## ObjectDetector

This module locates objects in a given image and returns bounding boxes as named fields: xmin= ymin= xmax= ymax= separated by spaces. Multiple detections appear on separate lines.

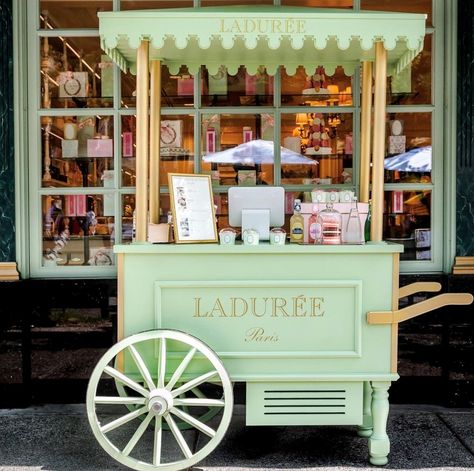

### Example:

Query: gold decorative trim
xmin=0 ymin=262 xmax=20 ymax=281
xmin=453 ymin=256 xmax=474 ymax=275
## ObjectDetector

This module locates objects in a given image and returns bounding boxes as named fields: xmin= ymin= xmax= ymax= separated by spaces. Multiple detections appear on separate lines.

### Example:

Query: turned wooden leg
xmin=369 ymin=381 xmax=391 ymax=466
xmin=358 ymin=381 xmax=373 ymax=437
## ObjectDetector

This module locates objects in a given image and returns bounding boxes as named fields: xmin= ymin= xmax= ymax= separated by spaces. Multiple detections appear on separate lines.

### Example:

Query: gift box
xmin=122 ymin=131 xmax=133 ymax=157
xmin=87 ymin=138 xmax=113 ymax=158
xmin=177 ymin=77 xmax=194 ymax=96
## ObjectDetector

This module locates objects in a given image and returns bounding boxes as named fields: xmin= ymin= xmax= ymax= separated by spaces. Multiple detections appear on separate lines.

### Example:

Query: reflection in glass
xmin=384 ymin=190 xmax=431 ymax=261
xmin=281 ymin=0 xmax=352 ymax=6
xmin=281 ymin=113 xmax=353 ymax=185
xmin=121 ymin=66 xmax=194 ymax=108
xmin=201 ymin=114 xmax=274 ymax=186
xmin=388 ymin=35 xmax=432 ymax=105
xmin=361 ymin=0 xmax=432 ymax=26
xmin=201 ymin=66 xmax=273 ymax=107
xmin=41 ymin=115 xmax=114 ymax=188
xmin=120 ymin=0 xmax=193 ymax=9
xmin=281 ymin=66 xmax=352 ymax=107
xmin=121 ymin=115 xmax=194 ymax=187
xmin=40 ymin=36 xmax=113 ymax=109
xmin=40 ymin=2 xmax=112 ymax=29
xmin=384 ymin=112 xmax=431 ymax=184
xmin=42 ymin=194 xmax=115 ymax=267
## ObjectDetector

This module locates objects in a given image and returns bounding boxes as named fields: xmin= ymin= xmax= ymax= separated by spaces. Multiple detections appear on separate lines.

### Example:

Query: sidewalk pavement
xmin=1 ymin=404 xmax=474 ymax=471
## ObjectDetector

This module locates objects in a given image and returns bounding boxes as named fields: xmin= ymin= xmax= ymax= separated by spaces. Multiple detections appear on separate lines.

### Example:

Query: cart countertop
xmin=114 ymin=241 xmax=403 ymax=254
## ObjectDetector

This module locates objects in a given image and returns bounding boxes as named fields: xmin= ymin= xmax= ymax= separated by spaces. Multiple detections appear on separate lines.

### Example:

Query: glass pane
xmin=121 ymin=0 xmax=193 ymax=8
xmin=388 ymin=35 xmax=432 ymax=105
xmin=201 ymin=0 xmax=272 ymax=5
xmin=121 ymin=66 xmax=194 ymax=108
xmin=121 ymin=114 xmax=194 ymax=187
xmin=281 ymin=112 xmax=353 ymax=185
xmin=282 ymin=66 xmax=353 ymax=107
xmin=384 ymin=190 xmax=431 ymax=261
xmin=41 ymin=115 xmax=114 ymax=188
xmin=384 ymin=112 xmax=431 ymax=184
xmin=201 ymin=66 xmax=273 ymax=107
xmin=40 ymin=37 xmax=113 ymax=109
xmin=201 ymin=113 xmax=274 ymax=186
xmin=281 ymin=0 xmax=352 ymax=7
xmin=361 ymin=0 xmax=432 ymax=26
xmin=40 ymin=1 xmax=112 ymax=29
xmin=42 ymin=194 xmax=115 ymax=267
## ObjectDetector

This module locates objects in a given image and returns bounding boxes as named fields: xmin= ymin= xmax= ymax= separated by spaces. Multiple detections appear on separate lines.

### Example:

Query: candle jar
xmin=316 ymin=203 xmax=342 ymax=245
xmin=219 ymin=228 xmax=237 ymax=245
xmin=243 ymin=228 xmax=259 ymax=246
xmin=270 ymin=228 xmax=286 ymax=245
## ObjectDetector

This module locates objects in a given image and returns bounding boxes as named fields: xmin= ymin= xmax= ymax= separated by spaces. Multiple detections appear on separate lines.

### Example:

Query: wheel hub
xmin=147 ymin=388 xmax=173 ymax=416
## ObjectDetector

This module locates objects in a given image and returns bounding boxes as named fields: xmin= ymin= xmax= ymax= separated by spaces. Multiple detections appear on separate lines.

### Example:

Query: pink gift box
xmin=177 ymin=77 xmax=194 ymax=96
xmin=87 ymin=138 xmax=113 ymax=158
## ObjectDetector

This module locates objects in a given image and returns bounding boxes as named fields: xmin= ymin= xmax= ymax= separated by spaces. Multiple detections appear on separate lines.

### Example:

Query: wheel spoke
xmin=174 ymin=398 xmax=225 ymax=407
xmin=95 ymin=396 xmax=146 ymax=405
xmin=100 ymin=406 xmax=148 ymax=434
xmin=191 ymin=387 xmax=205 ymax=398
xmin=171 ymin=370 xmax=219 ymax=397
xmin=166 ymin=348 xmax=196 ymax=391
xmin=122 ymin=412 xmax=154 ymax=457
xmin=171 ymin=407 xmax=216 ymax=438
xmin=153 ymin=416 xmax=162 ymax=466
xmin=164 ymin=413 xmax=193 ymax=459
xmin=157 ymin=338 xmax=166 ymax=388
xmin=128 ymin=345 xmax=156 ymax=391
xmin=104 ymin=366 xmax=149 ymax=397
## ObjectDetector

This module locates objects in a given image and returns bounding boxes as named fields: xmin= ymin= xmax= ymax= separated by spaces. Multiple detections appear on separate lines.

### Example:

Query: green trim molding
xmin=0 ymin=0 xmax=15 ymax=262
xmin=456 ymin=1 xmax=474 ymax=257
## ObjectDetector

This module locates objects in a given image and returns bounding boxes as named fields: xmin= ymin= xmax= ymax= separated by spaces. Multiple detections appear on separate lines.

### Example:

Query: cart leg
xmin=357 ymin=381 xmax=373 ymax=437
xmin=368 ymin=381 xmax=391 ymax=466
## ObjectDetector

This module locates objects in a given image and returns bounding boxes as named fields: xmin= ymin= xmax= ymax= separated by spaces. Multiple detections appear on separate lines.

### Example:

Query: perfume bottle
xmin=316 ymin=202 xmax=342 ymax=245
xmin=343 ymin=196 xmax=362 ymax=244
xmin=364 ymin=200 xmax=372 ymax=242
xmin=289 ymin=199 xmax=304 ymax=243
xmin=308 ymin=203 xmax=321 ymax=244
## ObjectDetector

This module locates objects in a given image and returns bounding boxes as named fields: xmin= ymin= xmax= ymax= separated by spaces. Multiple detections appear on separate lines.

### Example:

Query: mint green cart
xmin=86 ymin=244 xmax=472 ymax=470
xmin=86 ymin=7 xmax=472 ymax=471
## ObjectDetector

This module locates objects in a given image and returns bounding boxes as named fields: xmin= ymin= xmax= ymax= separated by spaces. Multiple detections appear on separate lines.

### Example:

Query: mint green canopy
xmin=98 ymin=6 xmax=426 ymax=76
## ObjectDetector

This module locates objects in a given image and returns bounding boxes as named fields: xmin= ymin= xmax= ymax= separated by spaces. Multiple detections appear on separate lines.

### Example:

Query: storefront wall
xmin=0 ymin=0 xmax=472 ymax=407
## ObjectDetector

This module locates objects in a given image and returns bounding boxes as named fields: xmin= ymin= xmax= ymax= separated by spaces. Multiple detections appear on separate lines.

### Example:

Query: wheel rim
xmin=86 ymin=329 xmax=233 ymax=471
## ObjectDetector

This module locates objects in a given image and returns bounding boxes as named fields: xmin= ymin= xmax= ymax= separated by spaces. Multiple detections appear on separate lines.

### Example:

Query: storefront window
xmin=281 ymin=112 xmax=353 ymax=185
xmin=384 ymin=112 xmax=431 ymax=184
xmin=201 ymin=66 xmax=274 ymax=107
xmin=39 ymin=1 xmax=113 ymax=29
xmin=120 ymin=1 xmax=193 ymax=9
xmin=384 ymin=190 xmax=432 ymax=261
xmin=281 ymin=66 xmax=353 ymax=107
xmin=40 ymin=36 xmax=113 ymax=109
xmin=201 ymin=113 xmax=274 ymax=186
xmin=281 ymin=0 xmax=352 ymax=8
xmin=121 ymin=114 xmax=194 ymax=187
xmin=41 ymin=115 xmax=114 ymax=188
xmin=361 ymin=0 xmax=432 ymax=26
xmin=121 ymin=66 xmax=194 ymax=108
xmin=388 ymin=35 xmax=432 ymax=106
xmin=42 ymin=194 xmax=115 ymax=267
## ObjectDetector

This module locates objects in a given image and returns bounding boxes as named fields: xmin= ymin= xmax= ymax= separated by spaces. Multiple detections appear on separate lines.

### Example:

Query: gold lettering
xmin=250 ymin=297 xmax=269 ymax=317
xmin=244 ymin=19 xmax=256 ymax=33
xmin=209 ymin=298 xmax=227 ymax=317
xmin=219 ymin=18 xmax=228 ymax=33
xmin=293 ymin=295 xmax=307 ymax=317
xmin=310 ymin=297 xmax=325 ymax=317
xmin=231 ymin=297 xmax=248 ymax=317
xmin=257 ymin=19 xmax=269 ymax=34
xmin=285 ymin=19 xmax=295 ymax=34
xmin=297 ymin=19 xmax=306 ymax=34
xmin=230 ymin=19 xmax=242 ymax=33
xmin=272 ymin=19 xmax=283 ymax=33
xmin=193 ymin=297 xmax=204 ymax=317
xmin=272 ymin=297 xmax=289 ymax=317
xmin=245 ymin=326 xmax=279 ymax=342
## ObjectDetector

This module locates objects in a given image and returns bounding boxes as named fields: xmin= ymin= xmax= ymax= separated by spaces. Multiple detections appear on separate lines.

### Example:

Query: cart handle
xmin=367 ymin=293 xmax=474 ymax=325
xmin=398 ymin=282 xmax=442 ymax=299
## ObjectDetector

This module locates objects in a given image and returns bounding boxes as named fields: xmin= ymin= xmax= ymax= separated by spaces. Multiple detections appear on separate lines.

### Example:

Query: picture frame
xmin=160 ymin=120 xmax=183 ymax=148
xmin=168 ymin=173 xmax=218 ymax=244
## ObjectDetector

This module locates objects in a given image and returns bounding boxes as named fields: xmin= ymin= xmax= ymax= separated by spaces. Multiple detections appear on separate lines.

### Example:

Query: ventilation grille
xmin=246 ymin=382 xmax=362 ymax=426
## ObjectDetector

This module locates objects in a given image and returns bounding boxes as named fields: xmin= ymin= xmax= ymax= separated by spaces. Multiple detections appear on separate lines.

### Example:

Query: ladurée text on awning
xmin=219 ymin=18 xmax=306 ymax=35
xmin=193 ymin=296 xmax=325 ymax=318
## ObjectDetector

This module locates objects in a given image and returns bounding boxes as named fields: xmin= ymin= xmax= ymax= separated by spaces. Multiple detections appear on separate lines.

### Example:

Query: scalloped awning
xmin=98 ymin=6 xmax=426 ymax=76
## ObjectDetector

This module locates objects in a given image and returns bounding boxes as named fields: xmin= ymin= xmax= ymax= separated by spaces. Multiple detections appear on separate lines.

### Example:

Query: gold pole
xmin=135 ymin=40 xmax=150 ymax=242
xmin=149 ymin=60 xmax=161 ymax=224
xmin=370 ymin=42 xmax=387 ymax=242
xmin=360 ymin=61 xmax=373 ymax=204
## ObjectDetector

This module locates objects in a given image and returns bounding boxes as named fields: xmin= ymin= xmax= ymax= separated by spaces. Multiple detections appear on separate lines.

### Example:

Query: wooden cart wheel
xmin=86 ymin=329 xmax=233 ymax=471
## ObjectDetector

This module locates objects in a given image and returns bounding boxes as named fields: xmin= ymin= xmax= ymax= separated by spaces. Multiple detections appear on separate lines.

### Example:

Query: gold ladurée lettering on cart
xmin=193 ymin=296 xmax=325 ymax=318
xmin=245 ymin=327 xmax=279 ymax=343
xmin=218 ymin=18 xmax=306 ymax=35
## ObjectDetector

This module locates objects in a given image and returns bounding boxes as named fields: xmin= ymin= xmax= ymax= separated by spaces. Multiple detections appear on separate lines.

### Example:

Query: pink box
xmin=243 ymin=128 xmax=253 ymax=143
xmin=122 ymin=132 xmax=133 ymax=157
xmin=64 ymin=195 xmax=87 ymax=217
xmin=392 ymin=190 xmax=404 ymax=213
xmin=87 ymin=139 xmax=113 ymax=158
xmin=177 ymin=77 xmax=194 ymax=96
xmin=206 ymin=128 xmax=216 ymax=153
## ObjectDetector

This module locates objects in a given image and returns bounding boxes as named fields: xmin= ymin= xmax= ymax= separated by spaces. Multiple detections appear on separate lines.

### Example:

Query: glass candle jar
xmin=270 ymin=228 xmax=286 ymax=245
xmin=316 ymin=203 xmax=342 ymax=245
xmin=219 ymin=228 xmax=237 ymax=245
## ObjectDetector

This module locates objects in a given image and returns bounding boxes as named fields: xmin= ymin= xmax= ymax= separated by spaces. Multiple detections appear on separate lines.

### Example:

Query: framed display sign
xmin=168 ymin=173 xmax=218 ymax=244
